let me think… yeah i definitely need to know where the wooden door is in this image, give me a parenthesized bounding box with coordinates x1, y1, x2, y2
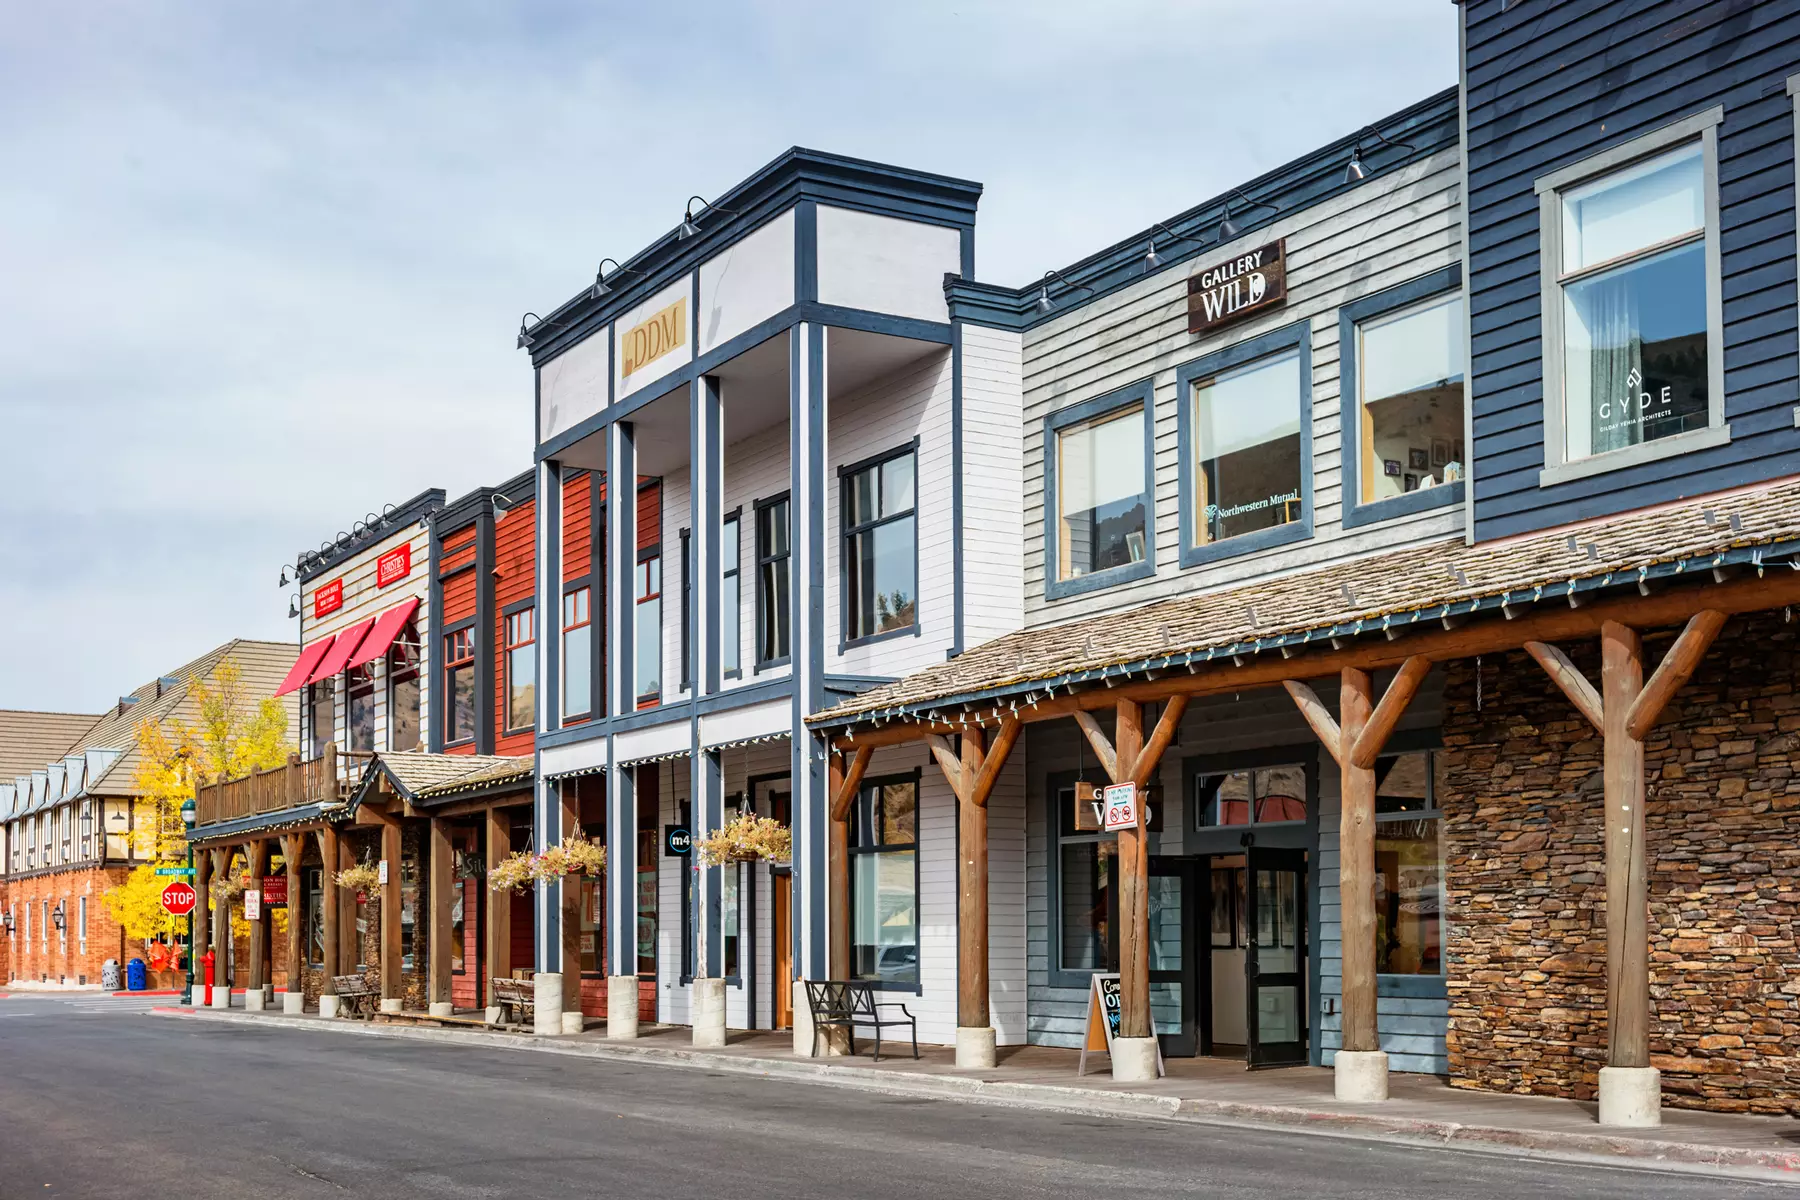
(773, 872, 792, 1029)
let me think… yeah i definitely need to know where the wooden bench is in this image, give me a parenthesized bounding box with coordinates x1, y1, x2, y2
(330, 975, 379, 1019)
(804, 981, 918, 1062)
(492, 977, 535, 1027)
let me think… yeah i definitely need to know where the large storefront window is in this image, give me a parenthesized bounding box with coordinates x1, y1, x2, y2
(1195, 764, 1306, 828)
(1055, 403, 1148, 582)
(849, 776, 918, 985)
(579, 876, 602, 975)
(1056, 781, 1115, 972)
(399, 857, 418, 970)
(1372, 750, 1443, 976)
(1356, 293, 1465, 502)
(1189, 350, 1304, 547)
(303, 867, 324, 967)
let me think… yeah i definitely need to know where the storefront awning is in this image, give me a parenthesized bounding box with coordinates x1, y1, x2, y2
(307, 618, 374, 683)
(274, 636, 337, 697)
(345, 597, 420, 671)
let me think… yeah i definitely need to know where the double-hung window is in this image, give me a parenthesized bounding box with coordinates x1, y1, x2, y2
(307, 677, 335, 757)
(562, 585, 592, 720)
(635, 554, 661, 704)
(443, 627, 476, 744)
(755, 496, 791, 666)
(387, 629, 421, 751)
(721, 513, 741, 677)
(842, 447, 917, 642)
(346, 663, 376, 753)
(505, 606, 536, 733)
(1177, 323, 1312, 566)
(1339, 270, 1465, 528)
(1045, 381, 1154, 598)
(1537, 107, 1726, 484)
(848, 775, 918, 986)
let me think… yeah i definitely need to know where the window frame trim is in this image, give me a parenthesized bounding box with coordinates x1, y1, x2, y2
(1368, 733, 1447, 997)
(1338, 267, 1466, 530)
(721, 507, 744, 680)
(1044, 768, 1119, 989)
(752, 491, 793, 672)
(1534, 104, 1728, 488)
(560, 580, 595, 723)
(1175, 319, 1315, 569)
(634, 546, 664, 706)
(439, 617, 479, 749)
(845, 767, 924, 993)
(838, 438, 922, 651)
(501, 599, 537, 735)
(1043, 379, 1158, 601)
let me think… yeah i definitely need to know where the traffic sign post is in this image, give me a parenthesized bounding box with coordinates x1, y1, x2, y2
(161, 880, 198, 917)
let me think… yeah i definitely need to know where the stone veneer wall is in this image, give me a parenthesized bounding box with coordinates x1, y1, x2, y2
(1440, 610, 1800, 1114)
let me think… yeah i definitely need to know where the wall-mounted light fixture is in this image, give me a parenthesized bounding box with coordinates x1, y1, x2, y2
(1217, 190, 1280, 242)
(589, 257, 643, 301)
(1343, 125, 1416, 185)
(1033, 268, 1093, 315)
(678, 195, 738, 240)
(516, 313, 542, 350)
(1143, 221, 1205, 272)
(287, 594, 300, 620)
(492, 494, 518, 523)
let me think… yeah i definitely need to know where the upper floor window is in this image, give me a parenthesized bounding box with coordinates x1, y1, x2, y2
(721, 514, 742, 677)
(843, 447, 917, 643)
(443, 627, 476, 744)
(679, 529, 693, 691)
(388, 629, 420, 752)
(307, 677, 335, 758)
(346, 663, 376, 753)
(562, 585, 592, 721)
(755, 496, 791, 666)
(505, 606, 536, 733)
(1045, 381, 1154, 599)
(1537, 108, 1725, 484)
(635, 554, 662, 703)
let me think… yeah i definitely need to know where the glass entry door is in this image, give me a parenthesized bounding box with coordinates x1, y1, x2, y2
(1245, 847, 1307, 1068)
(1147, 856, 1199, 1057)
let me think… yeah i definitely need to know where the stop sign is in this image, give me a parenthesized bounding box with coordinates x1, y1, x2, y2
(161, 881, 197, 916)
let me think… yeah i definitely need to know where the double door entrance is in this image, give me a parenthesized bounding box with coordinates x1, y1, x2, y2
(1146, 848, 1308, 1067)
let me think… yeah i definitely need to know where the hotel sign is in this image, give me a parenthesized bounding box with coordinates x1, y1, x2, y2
(621, 296, 687, 377)
(1188, 239, 1287, 335)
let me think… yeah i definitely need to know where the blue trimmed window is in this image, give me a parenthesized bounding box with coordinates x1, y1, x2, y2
(1176, 322, 1313, 568)
(1338, 267, 1465, 530)
(1043, 381, 1155, 600)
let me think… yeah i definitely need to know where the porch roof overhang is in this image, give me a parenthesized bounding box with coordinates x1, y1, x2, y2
(810, 478, 1800, 743)
(348, 752, 534, 811)
(190, 801, 339, 846)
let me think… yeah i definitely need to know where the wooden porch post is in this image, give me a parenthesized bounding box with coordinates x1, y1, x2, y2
(336, 831, 358, 979)
(317, 826, 339, 1009)
(247, 840, 272, 1000)
(1525, 610, 1723, 1126)
(485, 805, 511, 1010)
(428, 817, 453, 1016)
(380, 817, 403, 1009)
(210, 847, 233, 1000)
(192, 848, 211, 977)
(282, 834, 303, 1011)
(828, 747, 871, 981)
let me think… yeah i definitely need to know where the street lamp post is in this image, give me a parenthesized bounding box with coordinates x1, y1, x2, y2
(181, 799, 197, 1006)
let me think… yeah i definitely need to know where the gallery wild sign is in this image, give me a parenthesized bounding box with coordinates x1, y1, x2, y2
(1188, 239, 1287, 334)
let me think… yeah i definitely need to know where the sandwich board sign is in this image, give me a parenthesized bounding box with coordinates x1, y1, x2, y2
(1101, 782, 1139, 831)
(1076, 972, 1166, 1078)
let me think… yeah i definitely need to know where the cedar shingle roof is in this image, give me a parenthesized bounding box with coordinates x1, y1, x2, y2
(363, 753, 533, 802)
(810, 477, 1800, 728)
(0, 711, 101, 779)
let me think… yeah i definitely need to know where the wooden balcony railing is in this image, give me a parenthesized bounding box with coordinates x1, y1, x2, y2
(193, 743, 367, 829)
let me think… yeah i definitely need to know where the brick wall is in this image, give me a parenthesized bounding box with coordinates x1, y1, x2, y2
(1441, 610, 1800, 1114)
(2, 866, 134, 986)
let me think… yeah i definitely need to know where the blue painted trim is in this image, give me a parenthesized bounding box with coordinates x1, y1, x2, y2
(1338, 266, 1465, 532)
(950, 320, 965, 658)
(796, 200, 818, 305)
(1042, 379, 1158, 602)
(805, 322, 829, 978)
(541, 460, 562, 737)
(699, 676, 793, 715)
(800, 303, 950, 344)
(1175, 320, 1315, 570)
(823, 673, 896, 694)
(610, 422, 637, 723)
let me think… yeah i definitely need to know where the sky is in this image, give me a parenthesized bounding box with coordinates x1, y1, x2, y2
(0, 1, 1456, 713)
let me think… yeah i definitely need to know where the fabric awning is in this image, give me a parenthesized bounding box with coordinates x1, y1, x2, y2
(274, 636, 337, 697)
(346, 598, 421, 671)
(307, 618, 374, 683)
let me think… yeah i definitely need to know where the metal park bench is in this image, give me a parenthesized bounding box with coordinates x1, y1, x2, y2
(492, 977, 535, 1027)
(804, 981, 918, 1062)
(330, 974, 379, 1019)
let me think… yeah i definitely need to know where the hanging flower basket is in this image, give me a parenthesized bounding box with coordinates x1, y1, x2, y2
(209, 876, 245, 903)
(694, 814, 791, 866)
(334, 861, 382, 897)
(487, 835, 607, 894)
(487, 851, 538, 894)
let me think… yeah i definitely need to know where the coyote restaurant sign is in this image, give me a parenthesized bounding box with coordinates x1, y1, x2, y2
(1188, 239, 1287, 334)
(621, 296, 687, 377)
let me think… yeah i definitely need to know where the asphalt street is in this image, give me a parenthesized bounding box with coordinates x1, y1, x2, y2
(1, 993, 1795, 1199)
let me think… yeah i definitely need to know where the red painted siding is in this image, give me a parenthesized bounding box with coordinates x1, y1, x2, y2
(493, 495, 537, 757)
(563, 471, 592, 582)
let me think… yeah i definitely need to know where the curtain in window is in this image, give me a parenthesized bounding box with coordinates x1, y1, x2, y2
(1571, 275, 1644, 456)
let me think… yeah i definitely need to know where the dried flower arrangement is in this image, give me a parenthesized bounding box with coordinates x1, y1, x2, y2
(487, 834, 607, 893)
(694, 814, 792, 866)
(208, 876, 245, 903)
(333, 861, 382, 896)
(486, 851, 538, 894)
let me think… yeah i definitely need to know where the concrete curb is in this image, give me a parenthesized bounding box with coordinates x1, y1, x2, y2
(155, 1008, 1800, 1179)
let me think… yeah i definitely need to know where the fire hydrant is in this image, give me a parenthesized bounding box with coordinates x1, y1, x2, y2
(202, 949, 216, 1007)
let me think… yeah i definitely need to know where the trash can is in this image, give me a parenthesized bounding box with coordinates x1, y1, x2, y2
(101, 959, 121, 991)
(126, 958, 147, 992)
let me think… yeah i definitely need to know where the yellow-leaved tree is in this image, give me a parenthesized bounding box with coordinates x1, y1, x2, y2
(104, 656, 294, 942)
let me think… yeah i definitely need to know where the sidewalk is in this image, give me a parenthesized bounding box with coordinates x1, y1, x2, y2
(158, 1006, 1800, 1181)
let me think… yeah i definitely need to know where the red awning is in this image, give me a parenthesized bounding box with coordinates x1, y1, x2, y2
(273, 637, 337, 698)
(345, 597, 421, 671)
(307, 618, 374, 683)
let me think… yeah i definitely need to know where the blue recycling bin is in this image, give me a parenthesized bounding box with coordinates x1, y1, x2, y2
(126, 958, 147, 992)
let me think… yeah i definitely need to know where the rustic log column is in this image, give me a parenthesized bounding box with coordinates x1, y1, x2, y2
(485, 806, 511, 1014)
(380, 818, 403, 1011)
(210, 848, 232, 1007)
(244, 840, 270, 1009)
(428, 817, 454, 1017)
(1114, 700, 1148, 1037)
(1336, 669, 1377, 1059)
(957, 726, 991, 1067)
(192, 848, 212, 980)
(282, 834, 304, 1013)
(317, 826, 341, 1016)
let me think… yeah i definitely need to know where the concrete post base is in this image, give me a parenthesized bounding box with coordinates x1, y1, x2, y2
(955, 1026, 997, 1069)
(379, 998, 403, 1015)
(1598, 1066, 1662, 1127)
(533, 972, 564, 1036)
(209, 989, 231, 1010)
(282, 991, 305, 1015)
(1334, 1050, 1389, 1102)
(1112, 1036, 1159, 1082)
(428, 1002, 454, 1018)
(561, 1011, 585, 1034)
(244, 988, 266, 1012)
(607, 975, 640, 1039)
(484, 1006, 503, 1025)
(691, 977, 727, 1048)
(319, 995, 341, 1019)
(791, 980, 848, 1056)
